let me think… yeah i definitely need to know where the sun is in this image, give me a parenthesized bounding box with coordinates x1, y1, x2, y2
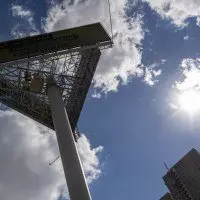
(178, 89, 200, 114)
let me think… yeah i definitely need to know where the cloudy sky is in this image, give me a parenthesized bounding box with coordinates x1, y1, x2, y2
(2, 0, 200, 199)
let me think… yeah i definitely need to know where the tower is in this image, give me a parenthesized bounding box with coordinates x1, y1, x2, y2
(0, 23, 113, 200)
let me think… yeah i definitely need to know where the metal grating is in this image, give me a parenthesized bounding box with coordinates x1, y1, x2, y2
(0, 48, 101, 138)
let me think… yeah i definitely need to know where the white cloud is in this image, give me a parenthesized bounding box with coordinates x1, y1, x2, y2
(184, 35, 189, 40)
(77, 134, 104, 184)
(175, 58, 200, 91)
(143, 0, 200, 27)
(143, 61, 164, 86)
(10, 1, 163, 96)
(143, 68, 161, 86)
(11, 4, 39, 38)
(171, 58, 200, 114)
(0, 110, 63, 200)
(91, 92, 102, 99)
(11, 5, 33, 18)
(0, 110, 103, 200)
(41, 0, 149, 95)
(11, 23, 27, 38)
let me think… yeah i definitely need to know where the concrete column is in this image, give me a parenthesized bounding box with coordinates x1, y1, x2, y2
(48, 84, 91, 200)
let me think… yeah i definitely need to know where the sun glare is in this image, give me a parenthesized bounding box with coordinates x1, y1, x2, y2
(178, 90, 200, 114)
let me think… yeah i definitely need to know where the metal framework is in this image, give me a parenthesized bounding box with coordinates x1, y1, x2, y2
(0, 23, 113, 200)
(0, 46, 108, 138)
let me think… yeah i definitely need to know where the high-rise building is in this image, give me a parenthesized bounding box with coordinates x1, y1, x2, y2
(160, 193, 173, 200)
(162, 148, 200, 200)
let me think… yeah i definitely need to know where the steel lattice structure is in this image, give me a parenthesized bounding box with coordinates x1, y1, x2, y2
(0, 48, 105, 138)
(0, 23, 112, 141)
(0, 23, 113, 200)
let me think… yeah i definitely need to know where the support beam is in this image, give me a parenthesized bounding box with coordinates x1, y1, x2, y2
(47, 84, 91, 200)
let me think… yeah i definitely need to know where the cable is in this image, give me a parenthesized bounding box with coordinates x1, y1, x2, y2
(49, 128, 81, 166)
(49, 155, 60, 166)
(107, 0, 114, 42)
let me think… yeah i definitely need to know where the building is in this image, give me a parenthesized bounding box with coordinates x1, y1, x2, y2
(162, 148, 200, 200)
(160, 193, 173, 200)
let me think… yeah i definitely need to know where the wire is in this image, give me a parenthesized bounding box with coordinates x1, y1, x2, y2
(49, 155, 60, 166)
(107, 0, 114, 42)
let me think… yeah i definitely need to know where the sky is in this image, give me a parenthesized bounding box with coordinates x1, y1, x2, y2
(2, 0, 200, 199)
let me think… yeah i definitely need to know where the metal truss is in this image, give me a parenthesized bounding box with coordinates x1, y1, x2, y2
(0, 47, 102, 139)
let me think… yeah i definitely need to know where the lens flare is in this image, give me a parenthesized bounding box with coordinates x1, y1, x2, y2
(178, 90, 200, 114)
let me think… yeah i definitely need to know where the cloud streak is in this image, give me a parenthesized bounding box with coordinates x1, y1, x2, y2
(77, 134, 104, 184)
(175, 58, 200, 91)
(10, 1, 164, 97)
(41, 0, 146, 96)
(11, 4, 39, 38)
(143, 61, 164, 86)
(143, 0, 200, 27)
(0, 110, 103, 200)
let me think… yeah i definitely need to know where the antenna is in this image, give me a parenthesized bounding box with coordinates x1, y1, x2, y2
(164, 162, 170, 171)
(107, 0, 114, 42)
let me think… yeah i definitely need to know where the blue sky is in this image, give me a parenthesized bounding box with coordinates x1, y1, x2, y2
(2, 0, 200, 200)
